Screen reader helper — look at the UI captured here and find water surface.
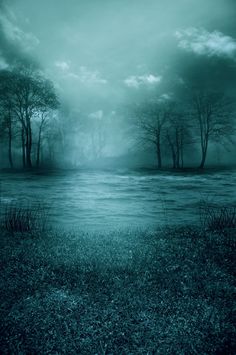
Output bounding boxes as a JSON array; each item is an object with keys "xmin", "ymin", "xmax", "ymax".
[{"xmin": 0, "ymin": 169, "xmax": 235, "ymax": 231}]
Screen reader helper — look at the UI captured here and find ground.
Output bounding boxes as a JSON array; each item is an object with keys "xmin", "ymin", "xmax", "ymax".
[{"xmin": 0, "ymin": 226, "xmax": 235, "ymax": 354}]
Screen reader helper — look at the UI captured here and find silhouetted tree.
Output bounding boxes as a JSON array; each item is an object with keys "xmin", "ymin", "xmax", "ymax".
[
  {"xmin": 0, "ymin": 66, "xmax": 58, "ymax": 168},
  {"xmin": 0, "ymin": 71, "xmax": 16, "ymax": 168},
  {"xmin": 165, "ymin": 110, "xmax": 191, "ymax": 169},
  {"xmin": 35, "ymin": 81, "xmax": 59, "ymax": 167},
  {"xmin": 192, "ymin": 91, "xmax": 234, "ymax": 169},
  {"xmin": 134, "ymin": 100, "xmax": 171, "ymax": 168}
]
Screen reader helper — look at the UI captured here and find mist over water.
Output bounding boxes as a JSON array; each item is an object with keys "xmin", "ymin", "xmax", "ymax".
[
  {"xmin": 0, "ymin": 0, "xmax": 235, "ymax": 229},
  {"xmin": 1, "ymin": 170, "xmax": 235, "ymax": 231}
]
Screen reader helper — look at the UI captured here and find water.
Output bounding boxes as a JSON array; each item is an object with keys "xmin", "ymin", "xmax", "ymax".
[{"xmin": 0, "ymin": 169, "xmax": 235, "ymax": 231}]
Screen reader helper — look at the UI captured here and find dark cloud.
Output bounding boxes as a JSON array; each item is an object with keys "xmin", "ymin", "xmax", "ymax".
[
  {"xmin": 1, "ymin": 0, "xmax": 236, "ymax": 105},
  {"xmin": 0, "ymin": 0, "xmax": 39, "ymax": 68}
]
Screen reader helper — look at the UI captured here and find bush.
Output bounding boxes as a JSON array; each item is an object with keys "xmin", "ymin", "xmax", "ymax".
[
  {"xmin": 1, "ymin": 202, "xmax": 49, "ymax": 234},
  {"xmin": 199, "ymin": 199, "xmax": 236, "ymax": 232}
]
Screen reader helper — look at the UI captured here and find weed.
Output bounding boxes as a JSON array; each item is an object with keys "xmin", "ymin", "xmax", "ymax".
[
  {"xmin": 1, "ymin": 202, "xmax": 49, "ymax": 235},
  {"xmin": 199, "ymin": 199, "xmax": 236, "ymax": 232}
]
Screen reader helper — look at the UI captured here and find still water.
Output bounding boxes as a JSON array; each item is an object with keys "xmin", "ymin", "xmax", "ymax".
[{"xmin": 0, "ymin": 169, "xmax": 235, "ymax": 231}]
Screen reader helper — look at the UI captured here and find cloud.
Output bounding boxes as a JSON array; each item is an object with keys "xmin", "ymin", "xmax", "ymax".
[
  {"xmin": 0, "ymin": 4, "xmax": 40, "ymax": 67},
  {"xmin": 175, "ymin": 28, "xmax": 236, "ymax": 59},
  {"xmin": 0, "ymin": 13, "xmax": 40, "ymax": 52},
  {"xmin": 158, "ymin": 93, "xmax": 172, "ymax": 102},
  {"xmin": 79, "ymin": 66, "xmax": 107, "ymax": 85},
  {"xmin": 55, "ymin": 61, "xmax": 70, "ymax": 71},
  {"xmin": 124, "ymin": 74, "xmax": 162, "ymax": 88},
  {"xmin": 55, "ymin": 63, "xmax": 107, "ymax": 85}
]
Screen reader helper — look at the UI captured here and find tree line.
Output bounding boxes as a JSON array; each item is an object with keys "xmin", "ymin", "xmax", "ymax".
[
  {"xmin": 0, "ymin": 65, "xmax": 235, "ymax": 169},
  {"xmin": 132, "ymin": 92, "xmax": 234, "ymax": 169}
]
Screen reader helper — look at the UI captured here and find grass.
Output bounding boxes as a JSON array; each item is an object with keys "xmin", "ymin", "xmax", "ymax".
[
  {"xmin": 0, "ymin": 225, "xmax": 235, "ymax": 354},
  {"xmin": 199, "ymin": 199, "xmax": 236, "ymax": 233},
  {"xmin": 0, "ymin": 202, "xmax": 49, "ymax": 235}
]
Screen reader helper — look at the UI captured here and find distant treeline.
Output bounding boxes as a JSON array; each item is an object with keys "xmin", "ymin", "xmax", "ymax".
[{"xmin": 0, "ymin": 64, "xmax": 235, "ymax": 169}]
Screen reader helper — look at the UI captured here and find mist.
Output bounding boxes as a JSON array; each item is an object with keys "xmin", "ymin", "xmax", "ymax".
[{"xmin": 0, "ymin": 0, "xmax": 235, "ymax": 168}]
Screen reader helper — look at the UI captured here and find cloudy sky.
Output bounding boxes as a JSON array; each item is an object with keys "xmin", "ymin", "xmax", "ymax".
[{"xmin": 0, "ymin": 0, "xmax": 236, "ymax": 113}]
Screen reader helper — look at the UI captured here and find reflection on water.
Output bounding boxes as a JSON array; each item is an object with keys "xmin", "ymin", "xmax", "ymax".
[{"xmin": 0, "ymin": 169, "xmax": 235, "ymax": 231}]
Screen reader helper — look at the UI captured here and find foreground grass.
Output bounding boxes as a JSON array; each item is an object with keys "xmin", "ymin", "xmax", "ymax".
[{"xmin": 0, "ymin": 227, "xmax": 235, "ymax": 354}]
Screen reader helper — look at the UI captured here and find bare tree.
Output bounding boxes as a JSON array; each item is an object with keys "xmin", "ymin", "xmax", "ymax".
[
  {"xmin": 0, "ymin": 66, "xmax": 58, "ymax": 168},
  {"xmin": 134, "ymin": 100, "xmax": 171, "ymax": 168},
  {"xmin": 192, "ymin": 91, "xmax": 234, "ymax": 169},
  {"xmin": 0, "ymin": 71, "xmax": 17, "ymax": 168},
  {"xmin": 35, "ymin": 111, "xmax": 48, "ymax": 167},
  {"xmin": 35, "ymin": 81, "xmax": 59, "ymax": 167},
  {"xmin": 165, "ymin": 110, "xmax": 191, "ymax": 169}
]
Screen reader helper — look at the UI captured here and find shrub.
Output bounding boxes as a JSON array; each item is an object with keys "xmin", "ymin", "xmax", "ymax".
[
  {"xmin": 1, "ymin": 202, "xmax": 49, "ymax": 235},
  {"xmin": 199, "ymin": 199, "xmax": 236, "ymax": 232}
]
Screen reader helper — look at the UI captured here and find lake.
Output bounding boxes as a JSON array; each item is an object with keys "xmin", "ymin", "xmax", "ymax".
[{"xmin": 0, "ymin": 169, "xmax": 235, "ymax": 231}]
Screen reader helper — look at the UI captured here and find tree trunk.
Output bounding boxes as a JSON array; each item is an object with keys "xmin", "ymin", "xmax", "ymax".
[
  {"xmin": 156, "ymin": 147, "xmax": 162, "ymax": 168},
  {"xmin": 26, "ymin": 145, "xmax": 32, "ymax": 168},
  {"xmin": 156, "ymin": 135, "xmax": 162, "ymax": 169},
  {"xmin": 36, "ymin": 138, "xmax": 41, "ymax": 167},
  {"xmin": 199, "ymin": 149, "xmax": 207, "ymax": 169},
  {"xmin": 25, "ymin": 119, "xmax": 32, "ymax": 168},
  {"xmin": 36, "ymin": 126, "xmax": 42, "ymax": 167},
  {"xmin": 199, "ymin": 143, "xmax": 208, "ymax": 168},
  {"xmin": 21, "ymin": 127, "xmax": 26, "ymax": 168},
  {"xmin": 172, "ymin": 152, "xmax": 176, "ymax": 169},
  {"xmin": 199, "ymin": 136, "xmax": 208, "ymax": 169},
  {"xmin": 180, "ymin": 142, "xmax": 184, "ymax": 169},
  {"xmin": 167, "ymin": 133, "xmax": 176, "ymax": 169},
  {"xmin": 8, "ymin": 117, "xmax": 13, "ymax": 168},
  {"xmin": 175, "ymin": 129, "xmax": 180, "ymax": 169}
]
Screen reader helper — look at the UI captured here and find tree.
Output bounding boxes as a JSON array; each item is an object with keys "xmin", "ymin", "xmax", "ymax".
[
  {"xmin": 35, "ymin": 80, "xmax": 59, "ymax": 167},
  {"xmin": 88, "ymin": 110, "xmax": 107, "ymax": 159},
  {"xmin": 192, "ymin": 91, "xmax": 234, "ymax": 169},
  {"xmin": 35, "ymin": 111, "xmax": 49, "ymax": 167},
  {"xmin": 134, "ymin": 100, "xmax": 171, "ymax": 168},
  {"xmin": 0, "ymin": 71, "xmax": 16, "ymax": 168},
  {"xmin": 165, "ymin": 110, "xmax": 191, "ymax": 169},
  {"xmin": 0, "ymin": 66, "xmax": 58, "ymax": 168}
]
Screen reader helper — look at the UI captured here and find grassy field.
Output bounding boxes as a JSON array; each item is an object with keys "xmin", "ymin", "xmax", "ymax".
[{"xmin": 0, "ymin": 224, "xmax": 235, "ymax": 354}]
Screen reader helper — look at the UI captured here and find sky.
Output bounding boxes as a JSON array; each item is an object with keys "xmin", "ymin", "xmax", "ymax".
[{"xmin": 0, "ymin": 0, "xmax": 236, "ymax": 160}]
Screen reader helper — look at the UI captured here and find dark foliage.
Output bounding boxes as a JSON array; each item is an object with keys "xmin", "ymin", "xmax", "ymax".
[
  {"xmin": 199, "ymin": 199, "xmax": 236, "ymax": 232},
  {"xmin": 1, "ymin": 203, "xmax": 49, "ymax": 235}
]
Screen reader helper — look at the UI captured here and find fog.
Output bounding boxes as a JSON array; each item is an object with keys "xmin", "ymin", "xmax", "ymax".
[{"xmin": 0, "ymin": 0, "xmax": 236, "ymax": 167}]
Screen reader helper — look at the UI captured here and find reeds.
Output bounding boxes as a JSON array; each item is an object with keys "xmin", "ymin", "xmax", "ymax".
[
  {"xmin": 199, "ymin": 198, "xmax": 236, "ymax": 232},
  {"xmin": 1, "ymin": 202, "xmax": 49, "ymax": 234}
]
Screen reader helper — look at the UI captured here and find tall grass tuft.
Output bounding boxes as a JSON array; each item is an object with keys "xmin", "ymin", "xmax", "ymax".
[
  {"xmin": 1, "ymin": 202, "xmax": 49, "ymax": 235},
  {"xmin": 199, "ymin": 199, "xmax": 236, "ymax": 232}
]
